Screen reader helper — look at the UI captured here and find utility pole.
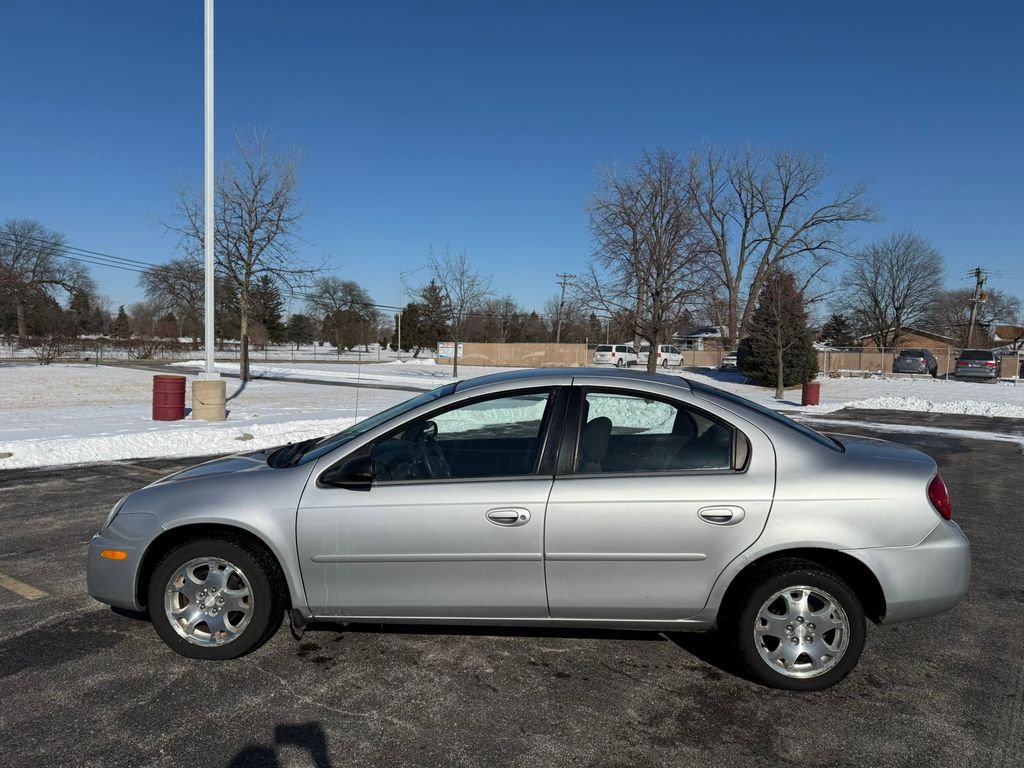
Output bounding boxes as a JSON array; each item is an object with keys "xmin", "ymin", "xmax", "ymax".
[
  {"xmin": 965, "ymin": 267, "xmax": 986, "ymax": 348},
  {"xmin": 555, "ymin": 272, "xmax": 575, "ymax": 344}
]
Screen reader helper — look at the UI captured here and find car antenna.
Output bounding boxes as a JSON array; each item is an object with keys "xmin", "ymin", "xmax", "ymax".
[{"xmin": 353, "ymin": 345, "xmax": 361, "ymax": 424}]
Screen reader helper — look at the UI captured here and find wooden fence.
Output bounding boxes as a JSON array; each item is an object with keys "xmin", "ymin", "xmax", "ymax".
[{"xmin": 436, "ymin": 343, "xmax": 1023, "ymax": 378}]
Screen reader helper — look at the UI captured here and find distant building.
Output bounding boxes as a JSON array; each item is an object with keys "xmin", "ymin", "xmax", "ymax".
[
  {"xmin": 856, "ymin": 326, "xmax": 956, "ymax": 350},
  {"xmin": 672, "ymin": 326, "xmax": 724, "ymax": 351}
]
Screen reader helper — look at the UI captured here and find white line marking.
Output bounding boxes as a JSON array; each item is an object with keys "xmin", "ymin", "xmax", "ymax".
[{"xmin": 0, "ymin": 572, "xmax": 49, "ymax": 600}]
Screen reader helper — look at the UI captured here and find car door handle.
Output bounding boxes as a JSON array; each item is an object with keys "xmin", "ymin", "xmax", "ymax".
[
  {"xmin": 486, "ymin": 508, "xmax": 531, "ymax": 527},
  {"xmin": 698, "ymin": 506, "xmax": 745, "ymax": 525}
]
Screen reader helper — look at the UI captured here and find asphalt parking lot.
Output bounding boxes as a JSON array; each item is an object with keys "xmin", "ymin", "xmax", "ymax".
[{"xmin": 0, "ymin": 413, "xmax": 1021, "ymax": 768}]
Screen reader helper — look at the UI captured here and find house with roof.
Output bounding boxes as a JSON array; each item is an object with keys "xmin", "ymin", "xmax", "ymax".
[
  {"xmin": 856, "ymin": 326, "xmax": 956, "ymax": 350},
  {"xmin": 672, "ymin": 325, "xmax": 725, "ymax": 350}
]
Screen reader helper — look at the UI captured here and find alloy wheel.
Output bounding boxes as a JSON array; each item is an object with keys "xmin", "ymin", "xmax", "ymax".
[
  {"xmin": 164, "ymin": 557, "xmax": 253, "ymax": 646},
  {"xmin": 753, "ymin": 585, "xmax": 850, "ymax": 678}
]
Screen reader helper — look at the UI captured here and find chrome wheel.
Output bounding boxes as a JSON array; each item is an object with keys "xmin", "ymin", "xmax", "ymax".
[
  {"xmin": 753, "ymin": 585, "xmax": 850, "ymax": 679},
  {"xmin": 164, "ymin": 557, "xmax": 253, "ymax": 647}
]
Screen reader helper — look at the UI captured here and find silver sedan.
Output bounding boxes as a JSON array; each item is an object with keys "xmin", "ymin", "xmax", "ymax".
[{"xmin": 87, "ymin": 368, "xmax": 970, "ymax": 691}]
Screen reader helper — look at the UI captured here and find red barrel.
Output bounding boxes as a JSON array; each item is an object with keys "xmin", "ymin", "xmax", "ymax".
[
  {"xmin": 801, "ymin": 381, "xmax": 821, "ymax": 407},
  {"xmin": 153, "ymin": 375, "xmax": 186, "ymax": 421}
]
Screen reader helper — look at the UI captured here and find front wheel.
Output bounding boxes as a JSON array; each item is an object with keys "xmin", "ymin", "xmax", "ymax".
[
  {"xmin": 729, "ymin": 560, "xmax": 866, "ymax": 690},
  {"xmin": 147, "ymin": 538, "xmax": 284, "ymax": 660}
]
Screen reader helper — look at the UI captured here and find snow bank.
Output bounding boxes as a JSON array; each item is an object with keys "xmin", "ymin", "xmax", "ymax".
[
  {"xmin": 0, "ymin": 416, "xmax": 359, "ymax": 469},
  {"xmin": 833, "ymin": 396, "xmax": 1024, "ymax": 419}
]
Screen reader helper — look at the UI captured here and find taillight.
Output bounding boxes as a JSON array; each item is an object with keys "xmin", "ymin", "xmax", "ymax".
[
  {"xmin": 611, "ymin": 352, "xmax": 616, "ymax": 357},
  {"xmin": 928, "ymin": 474, "xmax": 952, "ymax": 520},
  {"xmin": 957, "ymin": 361, "xmax": 966, "ymax": 366},
  {"xmin": 984, "ymin": 362, "xmax": 996, "ymax": 368}
]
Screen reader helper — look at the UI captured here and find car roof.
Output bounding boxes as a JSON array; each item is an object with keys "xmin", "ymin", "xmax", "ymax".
[{"xmin": 454, "ymin": 367, "xmax": 694, "ymax": 394}]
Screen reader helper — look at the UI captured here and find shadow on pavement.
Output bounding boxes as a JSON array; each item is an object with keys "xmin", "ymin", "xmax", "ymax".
[{"xmin": 227, "ymin": 722, "xmax": 332, "ymax": 768}]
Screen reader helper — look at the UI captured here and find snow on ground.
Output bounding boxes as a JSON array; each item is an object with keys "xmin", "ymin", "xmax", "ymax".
[
  {"xmin": 1, "ymin": 362, "xmax": 1023, "ymax": 470},
  {"xmin": 167, "ymin": 359, "xmax": 510, "ymax": 390},
  {"xmin": 676, "ymin": 369, "xmax": 1024, "ymax": 418},
  {"xmin": 0, "ymin": 364, "xmax": 409, "ymax": 469}
]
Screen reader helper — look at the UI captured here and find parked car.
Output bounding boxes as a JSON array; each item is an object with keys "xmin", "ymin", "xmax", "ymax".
[
  {"xmin": 954, "ymin": 349, "xmax": 999, "ymax": 380},
  {"xmin": 637, "ymin": 343, "xmax": 683, "ymax": 368},
  {"xmin": 893, "ymin": 349, "xmax": 938, "ymax": 377},
  {"xmin": 719, "ymin": 351, "xmax": 738, "ymax": 371},
  {"xmin": 592, "ymin": 344, "xmax": 638, "ymax": 367},
  {"xmin": 88, "ymin": 368, "xmax": 969, "ymax": 691}
]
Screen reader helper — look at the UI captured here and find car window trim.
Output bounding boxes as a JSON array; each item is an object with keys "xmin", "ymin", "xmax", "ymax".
[
  {"xmin": 320, "ymin": 385, "xmax": 563, "ymax": 487},
  {"xmin": 557, "ymin": 385, "xmax": 747, "ymax": 477}
]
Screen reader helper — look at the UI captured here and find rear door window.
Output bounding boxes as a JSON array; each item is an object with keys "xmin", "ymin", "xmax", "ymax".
[{"xmin": 574, "ymin": 390, "xmax": 736, "ymax": 474}]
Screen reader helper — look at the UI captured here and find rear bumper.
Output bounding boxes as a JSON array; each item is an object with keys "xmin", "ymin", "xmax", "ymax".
[
  {"xmin": 86, "ymin": 512, "xmax": 163, "ymax": 611},
  {"xmin": 954, "ymin": 369, "xmax": 997, "ymax": 379},
  {"xmin": 845, "ymin": 520, "xmax": 970, "ymax": 624}
]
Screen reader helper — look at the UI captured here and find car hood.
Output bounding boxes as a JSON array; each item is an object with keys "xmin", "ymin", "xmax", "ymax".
[
  {"xmin": 831, "ymin": 434, "xmax": 936, "ymax": 466},
  {"xmin": 150, "ymin": 451, "xmax": 271, "ymax": 485}
]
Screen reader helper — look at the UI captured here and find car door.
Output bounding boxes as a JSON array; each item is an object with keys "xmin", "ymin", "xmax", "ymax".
[
  {"xmin": 297, "ymin": 387, "xmax": 566, "ymax": 619},
  {"xmin": 544, "ymin": 386, "xmax": 776, "ymax": 621}
]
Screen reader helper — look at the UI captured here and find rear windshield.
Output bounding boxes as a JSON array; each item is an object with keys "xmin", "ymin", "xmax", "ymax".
[
  {"xmin": 595, "ymin": 345, "xmax": 612, "ymax": 352},
  {"xmin": 898, "ymin": 350, "xmax": 925, "ymax": 357},
  {"xmin": 959, "ymin": 350, "xmax": 995, "ymax": 360},
  {"xmin": 689, "ymin": 381, "xmax": 842, "ymax": 452}
]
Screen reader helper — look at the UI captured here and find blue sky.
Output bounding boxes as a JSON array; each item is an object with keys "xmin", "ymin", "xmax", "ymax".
[{"xmin": 1, "ymin": 0, "xmax": 1022, "ymax": 313}]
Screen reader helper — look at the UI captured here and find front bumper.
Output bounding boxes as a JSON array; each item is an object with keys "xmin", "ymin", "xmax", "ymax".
[
  {"xmin": 845, "ymin": 520, "xmax": 970, "ymax": 624},
  {"xmin": 87, "ymin": 512, "xmax": 164, "ymax": 611}
]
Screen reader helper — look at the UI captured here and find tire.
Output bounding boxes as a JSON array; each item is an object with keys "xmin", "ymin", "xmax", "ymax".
[
  {"xmin": 147, "ymin": 537, "xmax": 284, "ymax": 660},
  {"xmin": 661, "ymin": 359, "xmax": 669, "ymax": 368},
  {"xmin": 616, "ymin": 358, "xmax": 624, "ymax": 368},
  {"xmin": 727, "ymin": 559, "xmax": 866, "ymax": 691}
]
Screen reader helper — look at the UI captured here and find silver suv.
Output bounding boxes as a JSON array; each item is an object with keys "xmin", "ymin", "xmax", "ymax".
[{"xmin": 954, "ymin": 349, "xmax": 999, "ymax": 380}]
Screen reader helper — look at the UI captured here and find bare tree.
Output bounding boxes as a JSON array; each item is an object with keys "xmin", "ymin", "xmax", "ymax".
[
  {"xmin": 139, "ymin": 257, "xmax": 205, "ymax": 347},
  {"xmin": 845, "ymin": 231, "xmax": 945, "ymax": 347},
  {"xmin": 686, "ymin": 147, "xmax": 876, "ymax": 347},
  {"xmin": 0, "ymin": 219, "xmax": 92, "ymax": 339},
  {"xmin": 168, "ymin": 129, "xmax": 317, "ymax": 381},
  {"xmin": 304, "ymin": 277, "xmax": 378, "ymax": 349},
  {"xmin": 427, "ymin": 247, "xmax": 492, "ymax": 377},
  {"xmin": 581, "ymin": 149, "xmax": 713, "ymax": 373},
  {"xmin": 930, "ymin": 287, "xmax": 1022, "ymax": 347}
]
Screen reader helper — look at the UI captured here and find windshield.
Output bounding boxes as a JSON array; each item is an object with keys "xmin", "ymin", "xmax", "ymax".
[
  {"xmin": 285, "ymin": 383, "xmax": 457, "ymax": 466},
  {"xmin": 689, "ymin": 380, "xmax": 842, "ymax": 451}
]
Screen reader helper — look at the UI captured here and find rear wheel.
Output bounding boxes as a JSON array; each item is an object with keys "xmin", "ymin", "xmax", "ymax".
[
  {"xmin": 147, "ymin": 538, "xmax": 284, "ymax": 660},
  {"xmin": 661, "ymin": 358, "xmax": 669, "ymax": 368},
  {"xmin": 728, "ymin": 560, "xmax": 866, "ymax": 690},
  {"xmin": 615, "ymin": 358, "xmax": 625, "ymax": 368}
]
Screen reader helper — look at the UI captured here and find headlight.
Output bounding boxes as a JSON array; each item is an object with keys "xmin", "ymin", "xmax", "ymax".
[{"xmin": 101, "ymin": 496, "xmax": 128, "ymax": 533}]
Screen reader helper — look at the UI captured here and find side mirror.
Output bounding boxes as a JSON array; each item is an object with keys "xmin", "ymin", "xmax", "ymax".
[{"xmin": 320, "ymin": 455, "xmax": 374, "ymax": 490}]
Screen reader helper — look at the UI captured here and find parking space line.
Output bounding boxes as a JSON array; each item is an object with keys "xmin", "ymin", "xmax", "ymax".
[{"xmin": 0, "ymin": 572, "xmax": 49, "ymax": 600}]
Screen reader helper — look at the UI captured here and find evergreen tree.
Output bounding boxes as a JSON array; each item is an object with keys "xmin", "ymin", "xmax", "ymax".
[
  {"xmin": 249, "ymin": 274, "xmax": 286, "ymax": 342},
  {"xmin": 285, "ymin": 313, "xmax": 317, "ymax": 350},
  {"xmin": 111, "ymin": 305, "xmax": 133, "ymax": 339},
  {"xmin": 737, "ymin": 270, "xmax": 817, "ymax": 398},
  {"xmin": 817, "ymin": 313, "xmax": 856, "ymax": 347},
  {"xmin": 67, "ymin": 288, "xmax": 93, "ymax": 336}
]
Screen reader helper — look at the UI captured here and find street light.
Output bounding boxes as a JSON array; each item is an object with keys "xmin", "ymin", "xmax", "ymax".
[
  {"xmin": 396, "ymin": 265, "xmax": 428, "ymax": 360},
  {"xmin": 191, "ymin": 0, "xmax": 226, "ymax": 420}
]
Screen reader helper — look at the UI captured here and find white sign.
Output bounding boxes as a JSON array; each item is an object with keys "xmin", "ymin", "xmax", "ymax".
[{"xmin": 437, "ymin": 342, "xmax": 464, "ymax": 359}]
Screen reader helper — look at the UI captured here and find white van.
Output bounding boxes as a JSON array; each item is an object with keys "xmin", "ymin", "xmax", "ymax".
[
  {"xmin": 592, "ymin": 344, "xmax": 638, "ymax": 367},
  {"xmin": 637, "ymin": 344, "xmax": 683, "ymax": 368}
]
